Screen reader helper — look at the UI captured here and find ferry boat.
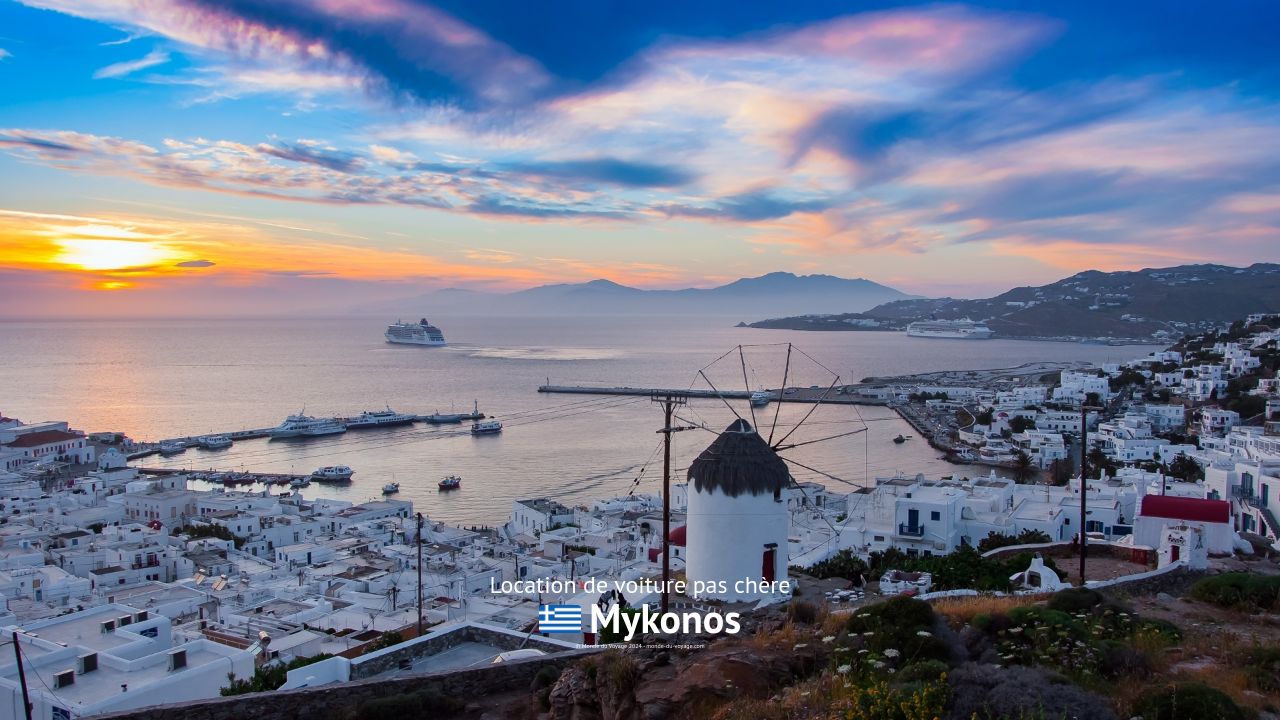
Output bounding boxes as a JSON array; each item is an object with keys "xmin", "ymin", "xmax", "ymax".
[
  {"xmin": 382, "ymin": 482, "xmax": 400, "ymax": 495},
  {"xmin": 199, "ymin": 435, "xmax": 232, "ymax": 450},
  {"xmin": 471, "ymin": 419, "xmax": 503, "ymax": 435},
  {"xmin": 270, "ymin": 414, "xmax": 347, "ymax": 439},
  {"xmin": 905, "ymin": 319, "xmax": 994, "ymax": 340},
  {"xmin": 438, "ymin": 475, "xmax": 461, "ymax": 491},
  {"xmin": 750, "ymin": 391, "xmax": 772, "ymax": 407},
  {"xmin": 422, "ymin": 400, "xmax": 484, "ymax": 424},
  {"xmin": 346, "ymin": 407, "xmax": 416, "ymax": 429},
  {"xmin": 385, "ymin": 318, "xmax": 446, "ymax": 346},
  {"xmin": 310, "ymin": 465, "xmax": 354, "ymax": 482}
]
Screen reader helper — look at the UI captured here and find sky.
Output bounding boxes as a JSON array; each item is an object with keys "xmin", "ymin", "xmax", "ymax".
[{"xmin": 1, "ymin": 0, "xmax": 1279, "ymax": 317}]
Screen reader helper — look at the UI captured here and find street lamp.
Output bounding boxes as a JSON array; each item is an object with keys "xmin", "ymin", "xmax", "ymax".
[{"xmin": 1078, "ymin": 404, "xmax": 1105, "ymax": 586}]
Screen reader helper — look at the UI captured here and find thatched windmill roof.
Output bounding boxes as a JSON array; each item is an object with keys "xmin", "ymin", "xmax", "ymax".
[{"xmin": 687, "ymin": 418, "xmax": 790, "ymax": 497}]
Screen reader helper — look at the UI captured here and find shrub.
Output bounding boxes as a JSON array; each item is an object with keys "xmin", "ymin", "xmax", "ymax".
[
  {"xmin": 1098, "ymin": 640, "xmax": 1150, "ymax": 679},
  {"xmin": 1189, "ymin": 572, "xmax": 1280, "ymax": 611},
  {"xmin": 1133, "ymin": 682, "xmax": 1247, "ymax": 720},
  {"xmin": 896, "ymin": 659, "xmax": 950, "ymax": 683},
  {"xmin": 1245, "ymin": 646, "xmax": 1280, "ymax": 693},
  {"xmin": 836, "ymin": 597, "xmax": 952, "ymax": 673},
  {"xmin": 1046, "ymin": 588, "xmax": 1103, "ymax": 614},
  {"xmin": 944, "ymin": 663, "xmax": 1116, "ymax": 720},
  {"xmin": 977, "ymin": 529, "xmax": 1051, "ymax": 554},
  {"xmin": 832, "ymin": 676, "xmax": 949, "ymax": 720},
  {"xmin": 787, "ymin": 600, "xmax": 820, "ymax": 625},
  {"xmin": 363, "ymin": 630, "xmax": 404, "ymax": 653},
  {"xmin": 805, "ymin": 549, "xmax": 870, "ymax": 581}
]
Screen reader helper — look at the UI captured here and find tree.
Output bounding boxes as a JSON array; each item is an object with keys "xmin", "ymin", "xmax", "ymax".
[
  {"xmin": 976, "ymin": 408, "xmax": 994, "ymax": 426},
  {"xmin": 977, "ymin": 529, "xmax": 1052, "ymax": 553},
  {"xmin": 1048, "ymin": 459, "xmax": 1073, "ymax": 486},
  {"xmin": 1084, "ymin": 392, "xmax": 1102, "ymax": 407},
  {"xmin": 1011, "ymin": 450, "xmax": 1035, "ymax": 483},
  {"xmin": 364, "ymin": 630, "xmax": 404, "ymax": 654},
  {"xmin": 1008, "ymin": 416, "xmax": 1037, "ymax": 434},
  {"xmin": 1167, "ymin": 455, "xmax": 1204, "ymax": 482}
]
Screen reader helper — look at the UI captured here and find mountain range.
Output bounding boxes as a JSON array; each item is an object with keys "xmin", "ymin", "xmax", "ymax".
[
  {"xmin": 749, "ymin": 263, "xmax": 1280, "ymax": 340},
  {"xmin": 364, "ymin": 272, "xmax": 917, "ymax": 317}
]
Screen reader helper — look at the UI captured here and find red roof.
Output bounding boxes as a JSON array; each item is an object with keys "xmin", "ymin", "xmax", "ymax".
[
  {"xmin": 1140, "ymin": 495, "xmax": 1230, "ymax": 524},
  {"xmin": 669, "ymin": 525, "xmax": 686, "ymax": 546},
  {"xmin": 4, "ymin": 429, "xmax": 81, "ymax": 448}
]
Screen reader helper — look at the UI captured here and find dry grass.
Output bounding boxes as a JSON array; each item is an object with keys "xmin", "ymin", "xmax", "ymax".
[{"xmin": 929, "ymin": 593, "xmax": 1038, "ymax": 627}]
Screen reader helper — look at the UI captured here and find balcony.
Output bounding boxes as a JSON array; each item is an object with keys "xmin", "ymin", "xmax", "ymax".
[
  {"xmin": 897, "ymin": 523, "xmax": 926, "ymax": 538},
  {"xmin": 1231, "ymin": 487, "xmax": 1255, "ymax": 501}
]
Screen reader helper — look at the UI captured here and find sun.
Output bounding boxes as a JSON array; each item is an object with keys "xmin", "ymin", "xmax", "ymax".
[{"xmin": 52, "ymin": 239, "xmax": 183, "ymax": 271}]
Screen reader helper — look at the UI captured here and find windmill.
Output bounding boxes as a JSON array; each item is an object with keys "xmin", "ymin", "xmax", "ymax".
[{"xmin": 652, "ymin": 343, "xmax": 867, "ymax": 605}]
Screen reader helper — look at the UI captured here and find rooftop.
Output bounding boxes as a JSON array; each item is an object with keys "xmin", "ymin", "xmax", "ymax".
[{"xmin": 4, "ymin": 429, "xmax": 82, "ymax": 448}]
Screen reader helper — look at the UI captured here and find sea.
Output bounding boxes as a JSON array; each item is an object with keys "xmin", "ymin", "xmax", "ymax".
[{"xmin": 0, "ymin": 315, "xmax": 1162, "ymax": 526}]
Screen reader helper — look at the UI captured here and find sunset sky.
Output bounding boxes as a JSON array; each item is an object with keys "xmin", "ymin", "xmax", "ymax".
[{"xmin": 1, "ymin": 0, "xmax": 1278, "ymax": 316}]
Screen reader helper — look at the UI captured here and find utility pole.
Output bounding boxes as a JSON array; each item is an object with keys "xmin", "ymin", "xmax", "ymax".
[
  {"xmin": 415, "ymin": 512, "xmax": 424, "ymax": 635},
  {"xmin": 1078, "ymin": 404, "xmax": 1104, "ymax": 586},
  {"xmin": 12, "ymin": 632, "xmax": 32, "ymax": 720},
  {"xmin": 653, "ymin": 393, "xmax": 687, "ymax": 614}
]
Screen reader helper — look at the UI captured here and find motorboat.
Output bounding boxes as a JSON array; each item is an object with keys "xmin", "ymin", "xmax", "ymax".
[
  {"xmin": 893, "ymin": 435, "xmax": 908, "ymax": 444},
  {"xmin": 438, "ymin": 475, "xmax": 461, "ymax": 491},
  {"xmin": 158, "ymin": 441, "xmax": 184, "ymax": 456},
  {"xmin": 750, "ymin": 390, "xmax": 772, "ymax": 407},
  {"xmin": 471, "ymin": 419, "xmax": 503, "ymax": 435},
  {"xmin": 289, "ymin": 476, "xmax": 310, "ymax": 488},
  {"xmin": 310, "ymin": 465, "xmax": 354, "ymax": 482},
  {"xmin": 199, "ymin": 435, "xmax": 232, "ymax": 450},
  {"xmin": 382, "ymin": 482, "xmax": 400, "ymax": 494}
]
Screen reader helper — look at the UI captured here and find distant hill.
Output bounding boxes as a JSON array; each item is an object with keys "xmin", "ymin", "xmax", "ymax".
[
  {"xmin": 364, "ymin": 272, "xmax": 916, "ymax": 317},
  {"xmin": 748, "ymin": 263, "xmax": 1280, "ymax": 341}
]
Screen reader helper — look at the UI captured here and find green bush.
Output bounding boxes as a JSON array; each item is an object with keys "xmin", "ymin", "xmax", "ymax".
[
  {"xmin": 804, "ymin": 549, "xmax": 869, "ymax": 581},
  {"xmin": 1046, "ymin": 588, "xmax": 1103, "ymax": 614},
  {"xmin": 835, "ymin": 596, "xmax": 951, "ymax": 673},
  {"xmin": 896, "ymin": 659, "xmax": 949, "ymax": 683},
  {"xmin": 1189, "ymin": 572, "xmax": 1280, "ymax": 611},
  {"xmin": 1245, "ymin": 646, "xmax": 1280, "ymax": 693},
  {"xmin": 976, "ymin": 529, "xmax": 1052, "ymax": 553},
  {"xmin": 1133, "ymin": 682, "xmax": 1247, "ymax": 720}
]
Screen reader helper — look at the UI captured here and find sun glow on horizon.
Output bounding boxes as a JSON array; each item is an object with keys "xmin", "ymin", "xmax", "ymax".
[{"xmin": 52, "ymin": 239, "xmax": 185, "ymax": 271}]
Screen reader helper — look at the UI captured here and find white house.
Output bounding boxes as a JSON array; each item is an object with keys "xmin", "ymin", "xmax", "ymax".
[{"xmin": 1133, "ymin": 495, "xmax": 1234, "ymax": 555}]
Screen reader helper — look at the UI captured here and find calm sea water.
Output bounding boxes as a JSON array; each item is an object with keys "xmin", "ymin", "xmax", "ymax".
[{"xmin": 0, "ymin": 315, "xmax": 1160, "ymax": 525}]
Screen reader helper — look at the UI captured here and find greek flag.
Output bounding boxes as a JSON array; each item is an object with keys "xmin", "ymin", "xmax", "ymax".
[{"xmin": 538, "ymin": 604, "xmax": 583, "ymax": 633}]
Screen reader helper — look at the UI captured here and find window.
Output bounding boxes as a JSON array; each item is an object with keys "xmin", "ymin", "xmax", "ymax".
[{"xmin": 930, "ymin": 511, "xmax": 941, "ymax": 521}]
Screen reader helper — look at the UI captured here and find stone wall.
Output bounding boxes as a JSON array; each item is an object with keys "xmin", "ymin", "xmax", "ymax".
[
  {"xmin": 351, "ymin": 623, "xmax": 577, "ymax": 678},
  {"xmin": 98, "ymin": 648, "xmax": 598, "ymax": 720}
]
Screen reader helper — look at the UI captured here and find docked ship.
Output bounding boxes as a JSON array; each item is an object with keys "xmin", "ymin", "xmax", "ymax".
[
  {"xmin": 346, "ymin": 407, "xmax": 416, "ymax": 429},
  {"xmin": 198, "ymin": 435, "xmax": 232, "ymax": 450},
  {"xmin": 905, "ymin": 319, "xmax": 994, "ymax": 340},
  {"xmin": 750, "ymin": 391, "xmax": 772, "ymax": 407},
  {"xmin": 270, "ymin": 414, "xmax": 348, "ymax": 439},
  {"xmin": 385, "ymin": 318, "xmax": 446, "ymax": 346}
]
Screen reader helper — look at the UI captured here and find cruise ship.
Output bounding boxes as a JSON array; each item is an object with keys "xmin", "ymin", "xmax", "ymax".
[
  {"xmin": 905, "ymin": 319, "xmax": 994, "ymax": 340},
  {"xmin": 385, "ymin": 318, "xmax": 446, "ymax": 346}
]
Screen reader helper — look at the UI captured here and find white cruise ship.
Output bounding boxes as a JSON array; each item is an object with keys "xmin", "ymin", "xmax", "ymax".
[
  {"xmin": 346, "ymin": 407, "xmax": 416, "ymax": 429},
  {"xmin": 905, "ymin": 319, "xmax": 994, "ymax": 340},
  {"xmin": 385, "ymin": 318, "xmax": 446, "ymax": 346},
  {"xmin": 270, "ymin": 414, "xmax": 347, "ymax": 439}
]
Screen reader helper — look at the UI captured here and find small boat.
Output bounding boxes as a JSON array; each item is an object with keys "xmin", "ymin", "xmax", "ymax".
[
  {"xmin": 750, "ymin": 390, "xmax": 772, "ymax": 407},
  {"xmin": 199, "ymin": 435, "xmax": 232, "ymax": 450},
  {"xmin": 438, "ymin": 475, "xmax": 461, "ymax": 491},
  {"xmin": 289, "ymin": 476, "xmax": 310, "ymax": 488},
  {"xmin": 382, "ymin": 482, "xmax": 400, "ymax": 495},
  {"xmin": 893, "ymin": 435, "xmax": 908, "ymax": 444},
  {"xmin": 159, "ymin": 441, "xmax": 184, "ymax": 456},
  {"xmin": 471, "ymin": 419, "xmax": 503, "ymax": 435},
  {"xmin": 422, "ymin": 400, "xmax": 485, "ymax": 424},
  {"xmin": 310, "ymin": 465, "xmax": 354, "ymax": 482}
]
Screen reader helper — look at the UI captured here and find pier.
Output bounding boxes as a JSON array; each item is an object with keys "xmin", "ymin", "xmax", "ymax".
[{"xmin": 537, "ymin": 384, "xmax": 884, "ymax": 404}]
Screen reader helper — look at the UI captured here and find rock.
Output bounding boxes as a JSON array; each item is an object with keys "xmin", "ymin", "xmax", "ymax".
[{"xmin": 1156, "ymin": 592, "xmax": 1175, "ymax": 604}]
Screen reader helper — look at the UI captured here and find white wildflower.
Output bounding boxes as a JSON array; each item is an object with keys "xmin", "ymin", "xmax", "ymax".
[
  {"xmin": 916, "ymin": 630, "xmax": 932, "ymax": 637},
  {"xmin": 837, "ymin": 664, "xmax": 852, "ymax": 675},
  {"xmin": 884, "ymin": 648, "xmax": 900, "ymax": 658}
]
